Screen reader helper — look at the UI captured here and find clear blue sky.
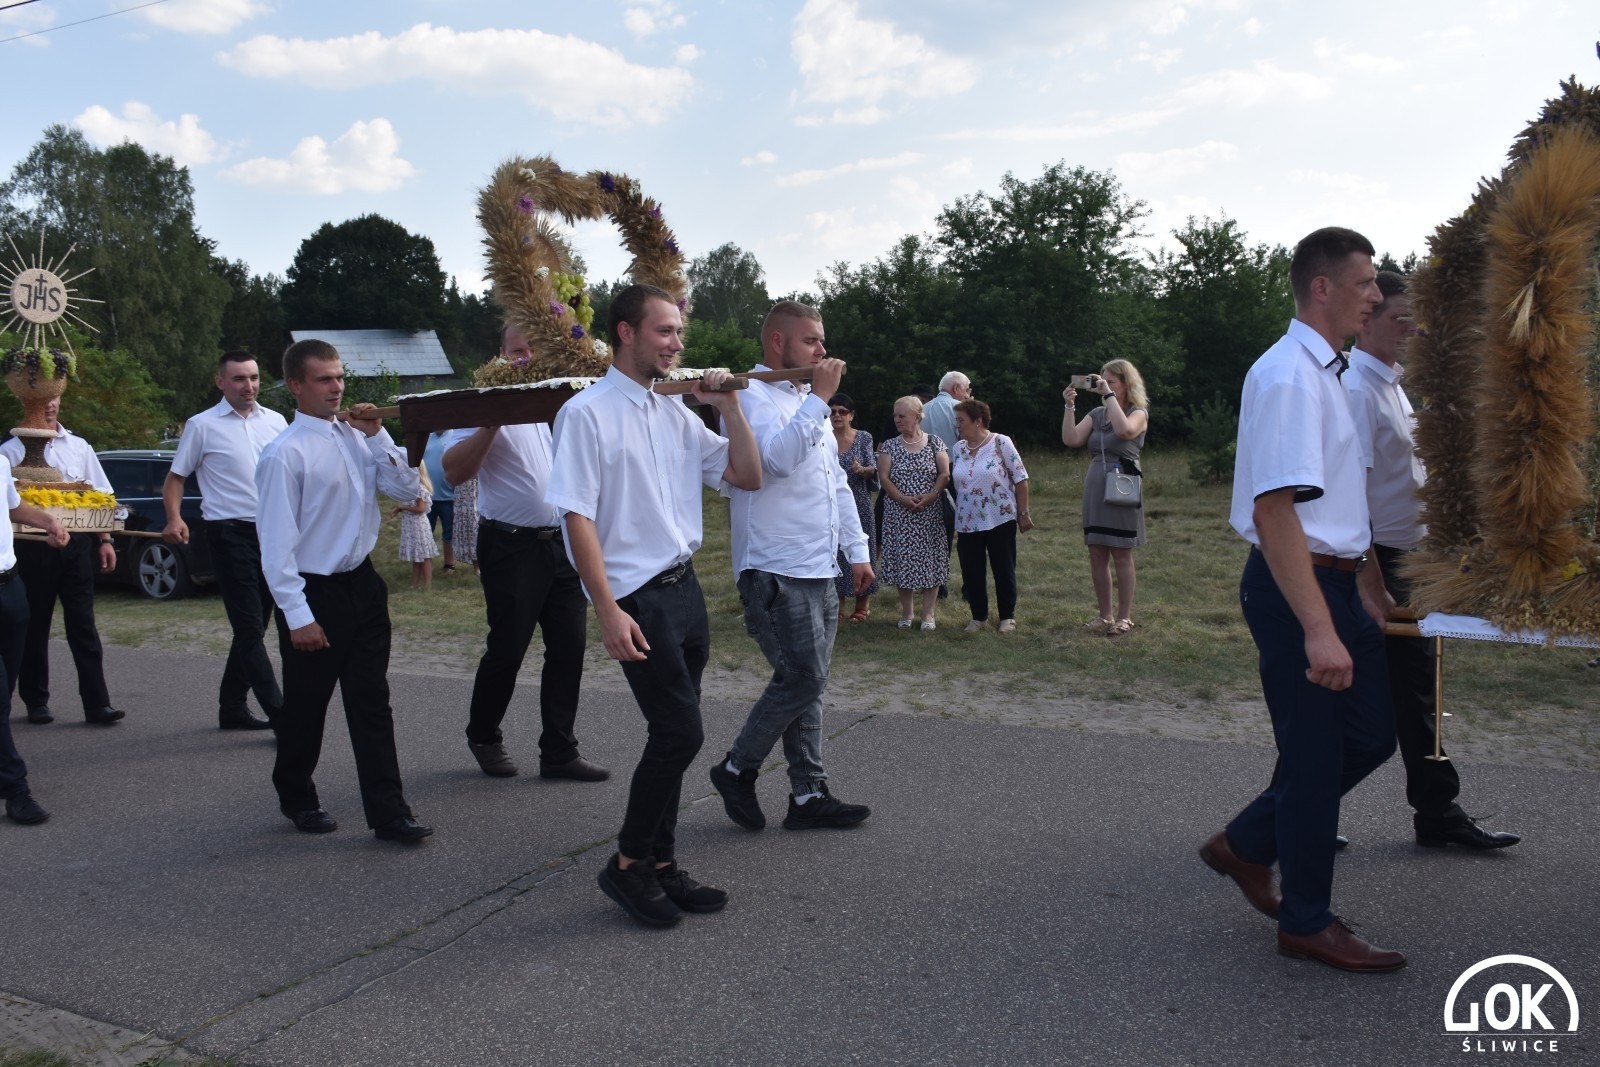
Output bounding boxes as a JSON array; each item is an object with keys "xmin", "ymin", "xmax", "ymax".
[{"xmin": 3, "ymin": 0, "xmax": 1595, "ymax": 309}]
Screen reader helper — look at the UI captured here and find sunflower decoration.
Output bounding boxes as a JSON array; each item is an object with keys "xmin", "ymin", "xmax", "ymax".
[{"xmin": 474, "ymin": 156, "xmax": 689, "ymax": 387}]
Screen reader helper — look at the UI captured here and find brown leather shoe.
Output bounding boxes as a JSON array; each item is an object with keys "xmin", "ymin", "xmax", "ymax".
[
  {"xmin": 1198, "ymin": 830, "xmax": 1280, "ymax": 919},
  {"xmin": 539, "ymin": 755, "xmax": 611, "ymax": 782},
  {"xmin": 1277, "ymin": 919, "xmax": 1406, "ymax": 972}
]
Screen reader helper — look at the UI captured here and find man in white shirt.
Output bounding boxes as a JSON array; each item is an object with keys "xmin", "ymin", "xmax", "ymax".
[
  {"xmin": 708, "ymin": 301, "xmax": 872, "ymax": 832},
  {"xmin": 0, "ymin": 454, "xmax": 69, "ymax": 824},
  {"xmin": 1345, "ymin": 272, "xmax": 1519, "ymax": 851},
  {"xmin": 547, "ymin": 283, "xmax": 760, "ymax": 927},
  {"xmin": 1200, "ymin": 227, "xmax": 1404, "ymax": 972},
  {"xmin": 255, "ymin": 339, "xmax": 430, "ymax": 844},
  {"xmin": 443, "ymin": 325, "xmax": 606, "ymax": 783},
  {"xmin": 163, "ymin": 352, "xmax": 288, "ymax": 731},
  {"xmin": 0, "ymin": 398, "xmax": 125, "ymax": 726}
]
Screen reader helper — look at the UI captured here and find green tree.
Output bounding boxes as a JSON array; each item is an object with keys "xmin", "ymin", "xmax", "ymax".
[
  {"xmin": 688, "ymin": 243, "xmax": 771, "ymax": 337},
  {"xmin": 681, "ymin": 318, "xmax": 761, "ymax": 370},
  {"xmin": 0, "ymin": 125, "xmax": 231, "ymax": 416},
  {"xmin": 0, "ymin": 327, "xmax": 169, "ymax": 449},
  {"xmin": 212, "ymin": 257, "xmax": 288, "ymax": 370},
  {"xmin": 280, "ymin": 214, "xmax": 447, "ymax": 333},
  {"xmin": 439, "ymin": 279, "xmax": 502, "ymax": 376}
]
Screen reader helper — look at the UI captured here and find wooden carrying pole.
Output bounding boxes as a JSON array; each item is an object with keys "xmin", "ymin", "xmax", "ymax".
[{"xmin": 1383, "ymin": 607, "xmax": 1449, "ymax": 762}]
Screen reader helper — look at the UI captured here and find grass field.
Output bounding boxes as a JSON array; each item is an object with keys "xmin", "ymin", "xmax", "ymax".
[{"xmin": 85, "ymin": 449, "xmax": 1600, "ymax": 767}]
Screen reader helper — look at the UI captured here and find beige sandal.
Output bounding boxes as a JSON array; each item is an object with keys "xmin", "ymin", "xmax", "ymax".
[
  {"xmin": 1106, "ymin": 619, "xmax": 1135, "ymax": 637},
  {"xmin": 1084, "ymin": 616, "xmax": 1113, "ymax": 633}
]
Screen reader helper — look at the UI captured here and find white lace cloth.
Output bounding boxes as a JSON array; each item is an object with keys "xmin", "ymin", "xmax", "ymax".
[{"xmin": 1417, "ymin": 612, "xmax": 1600, "ymax": 649}]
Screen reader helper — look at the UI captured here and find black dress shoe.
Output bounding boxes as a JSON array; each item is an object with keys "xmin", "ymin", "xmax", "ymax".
[
  {"xmin": 1416, "ymin": 816, "xmax": 1521, "ymax": 850},
  {"xmin": 374, "ymin": 816, "xmax": 433, "ymax": 843},
  {"xmin": 219, "ymin": 708, "xmax": 274, "ymax": 730},
  {"xmin": 25, "ymin": 706, "xmax": 52, "ymax": 725},
  {"xmin": 539, "ymin": 756, "xmax": 610, "ymax": 782},
  {"xmin": 283, "ymin": 808, "xmax": 337, "ymax": 833},
  {"xmin": 84, "ymin": 707, "xmax": 126, "ymax": 726},
  {"xmin": 5, "ymin": 792, "xmax": 50, "ymax": 825}
]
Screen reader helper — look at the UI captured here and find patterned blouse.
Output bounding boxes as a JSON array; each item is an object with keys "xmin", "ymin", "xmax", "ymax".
[{"xmin": 951, "ymin": 432, "xmax": 1029, "ymax": 533}]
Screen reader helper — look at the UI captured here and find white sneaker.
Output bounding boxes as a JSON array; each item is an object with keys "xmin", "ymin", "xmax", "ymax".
[
  {"xmin": 964, "ymin": 619, "xmax": 986, "ymax": 633},
  {"xmin": 998, "ymin": 619, "xmax": 1017, "ymax": 633}
]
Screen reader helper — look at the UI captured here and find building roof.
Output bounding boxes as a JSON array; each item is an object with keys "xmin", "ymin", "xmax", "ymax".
[{"xmin": 287, "ymin": 329, "xmax": 454, "ymax": 378}]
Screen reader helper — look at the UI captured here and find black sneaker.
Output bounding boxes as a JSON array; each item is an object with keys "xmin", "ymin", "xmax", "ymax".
[
  {"xmin": 598, "ymin": 854, "xmax": 683, "ymax": 927},
  {"xmin": 783, "ymin": 784, "xmax": 870, "ymax": 830},
  {"xmin": 708, "ymin": 754, "xmax": 765, "ymax": 830},
  {"xmin": 655, "ymin": 861, "xmax": 727, "ymax": 913}
]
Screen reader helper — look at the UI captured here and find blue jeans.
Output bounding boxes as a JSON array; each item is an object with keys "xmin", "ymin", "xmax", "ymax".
[{"xmin": 730, "ymin": 570, "xmax": 837, "ymax": 796}]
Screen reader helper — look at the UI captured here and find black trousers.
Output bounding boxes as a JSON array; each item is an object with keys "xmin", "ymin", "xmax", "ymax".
[
  {"xmin": 1373, "ymin": 543, "xmax": 1463, "ymax": 823},
  {"xmin": 271, "ymin": 560, "xmax": 410, "ymax": 829},
  {"xmin": 0, "ymin": 576, "xmax": 32, "ymax": 800},
  {"xmin": 205, "ymin": 520, "xmax": 282, "ymax": 717},
  {"xmin": 614, "ymin": 566, "xmax": 709, "ymax": 864},
  {"xmin": 464, "ymin": 524, "xmax": 586, "ymax": 762},
  {"xmin": 14, "ymin": 535, "xmax": 109, "ymax": 713},
  {"xmin": 957, "ymin": 521, "xmax": 1018, "ymax": 622}
]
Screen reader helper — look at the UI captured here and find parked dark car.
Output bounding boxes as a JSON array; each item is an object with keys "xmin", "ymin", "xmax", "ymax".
[{"xmin": 96, "ymin": 449, "xmax": 215, "ymax": 600}]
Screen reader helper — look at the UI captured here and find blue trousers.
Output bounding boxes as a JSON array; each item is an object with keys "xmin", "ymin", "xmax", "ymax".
[{"xmin": 1226, "ymin": 549, "xmax": 1397, "ymax": 935}]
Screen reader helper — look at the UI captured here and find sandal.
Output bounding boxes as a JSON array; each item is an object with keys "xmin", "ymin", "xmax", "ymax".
[
  {"xmin": 1106, "ymin": 619, "xmax": 1135, "ymax": 637},
  {"xmin": 1084, "ymin": 616, "xmax": 1113, "ymax": 633},
  {"xmin": 897, "ymin": 617, "xmax": 914, "ymax": 629},
  {"xmin": 849, "ymin": 608, "xmax": 871, "ymax": 623}
]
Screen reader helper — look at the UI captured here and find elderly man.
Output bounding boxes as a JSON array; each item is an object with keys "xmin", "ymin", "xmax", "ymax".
[
  {"xmin": 1200, "ymin": 227, "xmax": 1403, "ymax": 972},
  {"xmin": 709, "ymin": 301, "xmax": 872, "ymax": 833},
  {"xmin": 0, "ymin": 398, "xmax": 125, "ymax": 726},
  {"xmin": 164, "ymin": 351, "xmax": 288, "ymax": 731}
]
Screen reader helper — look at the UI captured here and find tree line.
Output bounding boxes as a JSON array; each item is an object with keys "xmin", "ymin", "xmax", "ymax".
[{"xmin": 2, "ymin": 125, "xmax": 1413, "ymax": 456}]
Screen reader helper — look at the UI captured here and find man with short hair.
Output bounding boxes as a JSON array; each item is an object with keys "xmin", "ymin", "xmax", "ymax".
[
  {"xmin": 1200, "ymin": 226, "xmax": 1404, "ymax": 972},
  {"xmin": 547, "ymin": 283, "xmax": 761, "ymax": 927},
  {"xmin": 709, "ymin": 301, "xmax": 872, "ymax": 832},
  {"xmin": 255, "ymin": 339, "xmax": 431, "ymax": 844},
  {"xmin": 920, "ymin": 371, "xmax": 970, "ymax": 452},
  {"xmin": 164, "ymin": 351, "xmax": 288, "ymax": 731},
  {"xmin": 1344, "ymin": 271, "xmax": 1519, "ymax": 851},
  {"xmin": 1, "ymin": 398, "xmax": 125, "ymax": 726},
  {"xmin": 443, "ymin": 325, "xmax": 606, "ymax": 783},
  {"xmin": 0, "ymin": 455, "xmax": 69, "ymax": 823}
]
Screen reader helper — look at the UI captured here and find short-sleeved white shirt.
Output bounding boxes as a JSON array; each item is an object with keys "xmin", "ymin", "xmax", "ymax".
[
  {"xmin": 546, "ymin": 366, "xmax": 731, "ymax": 600},
  {"xmin": 443, "ymin": 423, "xmax": 561, "ymax": 528},
  {"xmin": 169, "ymin": 399, "xmax": 288, "ymax": 522},
  {"xmin": 1344, "ymin": 348, "xmax": 1426, "ymax": 550},
  {"xmin": 1230, "ymin": 319, "xmax": 1371, "ymax": 557}
]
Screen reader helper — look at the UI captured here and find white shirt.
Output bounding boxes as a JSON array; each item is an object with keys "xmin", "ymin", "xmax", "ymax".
[
  {"xmin": 255, "ymin": 411, "xmax": 421, "ymax": 630},
  {"xmin": 922, "ymin": 392, "xmax": 958, "ymax": 451},
  {"xmin": 444, "ymin": 423, "xmax": 561, "ymax": 528},
  {"xmin": 0, "ymin": 425, "xmax": 112, "ymax": 492},
  {"xmin": 547, "ymin": 365, "xmax": 730, "ymax": 601},
  {"xmin": 1230, "ymin": 318, "xmax": 1371, "ymax": 557},
  {"xmin": 725, "ymin": 368, "xmax": 869, "ymax": 579},
  {"xmin": 169, "ymin": 398, "xmax": 288, "ymax": 522},
  {"xmin": 1, "ymin": 455, "xmax": 20, "ymax": 572},
  {"xmin": 1345, "ymin": 348, "xmax": 1427, "ymax": 550}
]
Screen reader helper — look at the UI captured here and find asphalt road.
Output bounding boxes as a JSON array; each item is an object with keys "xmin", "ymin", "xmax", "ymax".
[{"xmin": 2, "ymin": 642, "xmax": 1595, "ymax": 1066}]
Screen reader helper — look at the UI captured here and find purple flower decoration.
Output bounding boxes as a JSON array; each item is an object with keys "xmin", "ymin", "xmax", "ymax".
[
  {"xmin": 519, "ymin": 235, "xmax": 532, "ymax": 247},
  {"xmin": 516, "ymin": 194, "xmax": 536, "ymax": 214},
  {"xmin": 549, "ymin": 300, "xmax": 567, "ymax": 316},
  {"xmin": 663, "ymin": 237, "xmax": 680, "ymax": 254},
  {"xmin": 570, "ymin": 324, "xmax": 585, "ymax": 339},
  {"xmin": 650, "ymin": 207, "xmax": 662, "ymax": 218},
  {"xmin": 677, "ymin": 298, "xmax": 687, "ymax": 311},
  {"xmin": 599, "ymin": 173, "xmax": 616, "ymax": 192}
]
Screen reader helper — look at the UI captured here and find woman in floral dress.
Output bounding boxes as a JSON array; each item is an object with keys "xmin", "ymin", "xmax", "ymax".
[
  {"xmin": 876, "ymin": 395, "xmax": 950, "ymax": 630},
  {"xmin": 950, "ymin": 399, "xmax": 1033, "ymax": 633},
  {"xmin": 830, "ymin": 393, "xmax": 880, "ymax": 621}
]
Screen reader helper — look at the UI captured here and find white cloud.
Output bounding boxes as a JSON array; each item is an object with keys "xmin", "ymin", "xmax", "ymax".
[
  {"xmin": 73, "ymin": 102, "xmax": 222, "ymax": 166},
  {"xmin": 0, "ymin": 3, "xmax": 56, "ymax": 47},
  {"xmin": 1310, "ymin": 38, "xmax": 1404, "ymax": 74},
  {"xmin": 1288, "ymin": 169, "xmax": 1390, "ymax": 199},
  {"xmin": 1174, "ymin": 61, "xmax": 1331, "ymax": 108},
  {"xmin": 1150, "ymin": 4, "xmax": 1188, "ymax": 34},
  {"xmin": 625, "ymin": 1, "xmax": 686, "ymax": 37},
  {"xmin": 1241, "ymin": 17, "xmax": 1263, "ymax": 36},
  {"xmin": 741, "ymin": 150, "xmax": 778, "ymax": 166},
  {"xmin": 777, "ymin": 151, "xmax": 927, "ymax": 188},
  {"xmin": 675, "ymin": 43, "xmax": 703, "ymax": 64},
  {"xmin": 944, "ymin": 107, "xmax": 1178, "ymax": 142},
  {"xmin": 1132, "ymin": 45, "xmax": 1183, "ymax": 71},
  {"xmin": 790, "ymin": 0, "xmax": 974, "ymax": 124},
  {"xmin": 220, "ymin": 23, "xmax": 693, "ymax": 128},
  {"xmin": 221, "ymin": 118, "xmax": 416, "ymax": 194},
  {"xmin": 141, "ymin": 0, "xmax": 268, "ymax": 35},
  {"xmin": 794, "ymin": 105, "xmax": 891, "ymax": 127},
  {"xmin": 1114, "ymin": 141, "xmax": 1236, "ymax": 184}
]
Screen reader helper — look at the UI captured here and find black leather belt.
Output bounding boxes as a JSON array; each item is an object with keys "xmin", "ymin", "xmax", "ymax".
[
  {"xmin": 0, "ymin": 568, "xmax": 13, "ymax": 586},
  {"xmin": 481, "ymin": 518, "xmax": 561, "ymax": 540},
  {"xmin": 643, "ymin": 561, "xmax": 691, "ymax": 588}
]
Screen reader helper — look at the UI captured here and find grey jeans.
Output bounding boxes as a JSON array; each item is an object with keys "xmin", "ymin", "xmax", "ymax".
[{"xmin": 730, "ymin": 569, "xmax": 838, "ymax": 796}]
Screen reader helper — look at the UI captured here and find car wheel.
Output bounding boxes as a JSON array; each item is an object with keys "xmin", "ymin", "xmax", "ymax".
[{"xmin": 136, "ymin": 540, "xmax": 194, "ymax": 601}]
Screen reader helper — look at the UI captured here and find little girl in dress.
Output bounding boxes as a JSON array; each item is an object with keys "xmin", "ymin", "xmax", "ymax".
[{"xmin": 395, "ymin": 463, "xmax": 437, "ymax": 588}]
